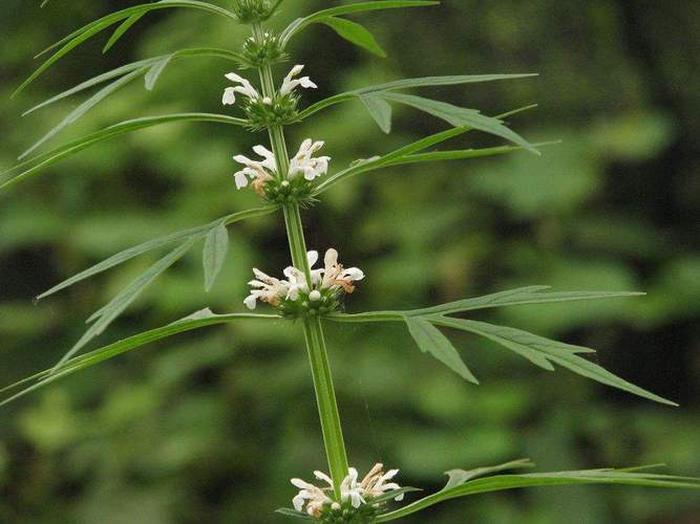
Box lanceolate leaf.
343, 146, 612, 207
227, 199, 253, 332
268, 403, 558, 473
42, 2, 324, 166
405, 317, 479, 384
14, 1, 237, 96
376, 469, 700, 521
54, 239, 196, 369
23, 48, 250, 116
19, 68, 144, 159
0, 310, 280, 407
1, 113, 247, 190
298, 74, 536, 121
103, 13, 146, 53
360, 94, 393, 133
36, 206, 276, 300
443, 459, 535, 490
433, 317, 678, 406
203, 221, 230, 292
280, 1, 439, 46
379, 92, 538, 154
144, 54, 173, 90
320, 17, 387, 57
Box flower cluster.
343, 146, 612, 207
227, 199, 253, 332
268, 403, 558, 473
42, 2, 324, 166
231, 0, 277, 24
233, 138, 330, 202
242, 31, 286, 67
244, 249, 364, 316
222, 64, 316, 128
291, 464, 404, 520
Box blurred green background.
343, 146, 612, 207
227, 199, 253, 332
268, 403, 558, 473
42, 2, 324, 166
1, 1, 699, 522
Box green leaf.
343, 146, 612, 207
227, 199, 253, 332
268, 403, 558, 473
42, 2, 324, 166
203, 221, 230, 292
443, 459, 535, 490
376, 468, 700, 521
299, 74, 536, 121
405, 317, 479, 384
433, 317, 677, 406
321, 17, 386, 57
379, 92, 538, 154
280, 1, 439, 45
14, 1, 237, 96
1, 113, 247, 190
19, 68, 144, 159
36, 206, 276, 300
410, 286, 646, 317
360, 94, 393, 133
144, 54, 173, 90
54, 239, 197, 369
0, 310, 279, 407
314, 105, 537, 194
23, 48, 250, 116
103, 13, 145, 53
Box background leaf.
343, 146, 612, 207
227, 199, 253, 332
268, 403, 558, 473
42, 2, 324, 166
321, 17, 387, 57
202, 222, 230, 292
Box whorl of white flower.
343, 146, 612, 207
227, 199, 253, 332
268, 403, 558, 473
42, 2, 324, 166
222, 72, 260, 106
232, 145, 276, 190
289, 139, 331, 181
279, 64, 318, 96
243, 249, 364, 310
232, 140, 330, 190
290, 464, 403, 517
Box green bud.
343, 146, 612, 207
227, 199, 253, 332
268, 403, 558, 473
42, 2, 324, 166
242, 32, 287, 68
244, 93, 300, 131
231, 0, 278, 24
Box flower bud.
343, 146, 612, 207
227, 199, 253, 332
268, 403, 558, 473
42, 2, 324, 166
232, 0, 277, 24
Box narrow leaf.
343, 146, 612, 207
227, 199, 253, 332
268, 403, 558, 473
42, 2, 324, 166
36, 206, 275, 300
1, 113, 247, 190
0, 310, 279, 407
321, 17, 386, 57
405, 317, 479, 384
443, 459, 535, 490
144, 54, 173, 90
275, 508, 315, 520
411, 286, 646, 317
203, 221, 230, 292
54, 239, 196, 369
281, 1, 439, 45
377, 469, 700, 521
379, 92, 538, 154
14, 1, 237, 96
360, 94, 393, 133
434, 317, 677, 406
20, 68, 144, 159
103, 13, 145, 53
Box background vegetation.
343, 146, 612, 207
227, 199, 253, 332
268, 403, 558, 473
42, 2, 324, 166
1, 1, 698, 522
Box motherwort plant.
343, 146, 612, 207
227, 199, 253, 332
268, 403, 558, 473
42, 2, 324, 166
2, 1, 699, 521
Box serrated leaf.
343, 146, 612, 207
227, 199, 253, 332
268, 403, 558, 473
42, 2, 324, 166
1, 113, 247, 190
443, 459, 535, 490
405, 317, 479, 384
434, 317, 677, 406
376, 468, 700, 521
360, 94, 393, 133
281, 1, 438, 45
35, 206, 275, 300
379, 92, 538, 154
53, 239, 197, 370
0, 310, 279, 407
321, 17, 386, 57
14, 1, 237, 96
19, 68, 144, 159
203, 222, 229, 292
103, 13, 145, 53
144, 54, 173, 90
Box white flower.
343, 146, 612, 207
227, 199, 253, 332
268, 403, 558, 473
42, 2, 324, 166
222, 72, 260, 106
232, 140, 330, 191
290, 464, 403, 517
320, 248, 365, 294
280, 64, 318, 97
232, 144, 276, 191
244, 268, 290, 310
289, 139, 331, 181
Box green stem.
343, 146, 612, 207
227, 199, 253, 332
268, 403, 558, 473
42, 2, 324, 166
253, 23, 349, 497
